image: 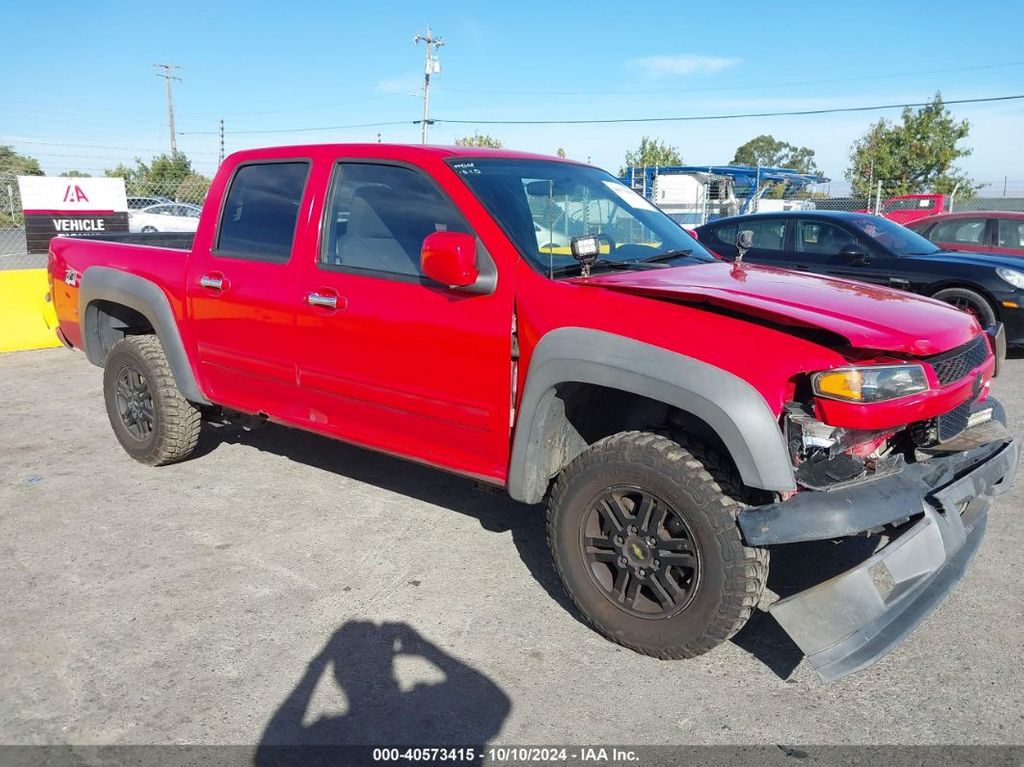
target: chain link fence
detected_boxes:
[0,175,207,271]
[3,169,1024,269]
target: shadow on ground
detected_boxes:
[197,420,874,682]
[255,620,510,763]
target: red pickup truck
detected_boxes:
[859,193,947,225]
[48,144,1017,682]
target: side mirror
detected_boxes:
[840,244,870,265]
[421,231,479,289]
[735,229,753,263]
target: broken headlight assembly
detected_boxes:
[812,364,929,403]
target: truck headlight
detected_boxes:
[812,364,929,403]
[996,267,1024,289]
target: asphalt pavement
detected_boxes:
[1,348,1022,747]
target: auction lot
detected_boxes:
[2,348,1022,746]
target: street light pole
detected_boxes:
[414,27,444,144]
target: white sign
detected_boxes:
[18,176,128,214]
[17,176,130,254]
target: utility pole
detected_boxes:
[219,119,225,165]
[413,27,444,144]
[154,64,182,155]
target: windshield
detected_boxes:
[448,158,717,275]
[848,215,940,256]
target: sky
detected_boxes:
[3,0,1023,195]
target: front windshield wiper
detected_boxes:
[632,248,693,264]
[551,249,695,277]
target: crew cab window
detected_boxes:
[715,219,786,251]
[321,163,470,277]
[216,161,309,262]
[931,218,986,245]
[794,221,857,254]
[997,219,1024,249]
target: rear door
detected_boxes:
[928,216,993,255]
[185,160,310,419]
[290,159,515,482]
[991,217,1024,257]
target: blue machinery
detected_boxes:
[621,165,829,218]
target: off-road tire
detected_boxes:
[932,287,997,327]
[547,431,768,658]
[103,335,201,466]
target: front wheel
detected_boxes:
[141,225,158,233]
[103,335,201,465]
[932,287,997,327]
[547,431,767,658]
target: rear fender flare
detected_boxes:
[507,327,796,503]
[79,266,210,405]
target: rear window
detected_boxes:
[216,162,309,262]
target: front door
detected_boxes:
[292,160,515,482]
[790,218,894,287]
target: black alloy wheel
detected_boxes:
[114,366,155,440]
[581,486,701,618]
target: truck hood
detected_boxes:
[571,261,978,356]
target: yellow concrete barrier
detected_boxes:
[0,269,61,353]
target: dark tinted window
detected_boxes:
[795,220,857,254]
[715,219,786,251]
[321,163,470,276]
[217,162,309,261]
[931,218,986,245]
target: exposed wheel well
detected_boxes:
[524,381,746,499]
[84,300,155,363]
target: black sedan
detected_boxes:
[695,211,1024,345]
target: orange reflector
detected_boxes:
[1002,301,1019,309]
[815,370,863,401]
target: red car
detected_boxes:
[47,144,1017,682]
[907,211,1024,258]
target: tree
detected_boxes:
[731,135,819,174]
[621,137,682,173]
[176,173,211,205]
[846,92,974,197]
[60,170,92,178]
[0,146,44,177]
[556,147,567,158]
[454,133,504,148]
[104,151,209,200]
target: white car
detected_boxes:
[129,203,202,233]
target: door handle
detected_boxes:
[199,275,224,290]
[306,292,338,309]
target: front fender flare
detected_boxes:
[507,327,795,503]
[79,266,210,405]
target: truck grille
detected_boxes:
[927,336,988,386]
[937,401,972,442]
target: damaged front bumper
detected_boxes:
[737,431,1019,682]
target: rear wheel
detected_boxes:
[932,287,997,327]
[547,431,768,658]
[141,225,158,233]
[103,335,201,465]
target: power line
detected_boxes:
[173,93,1023,138]
[427,94,1024,126]
[177,120,411,136]
[440,60,1024,97]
